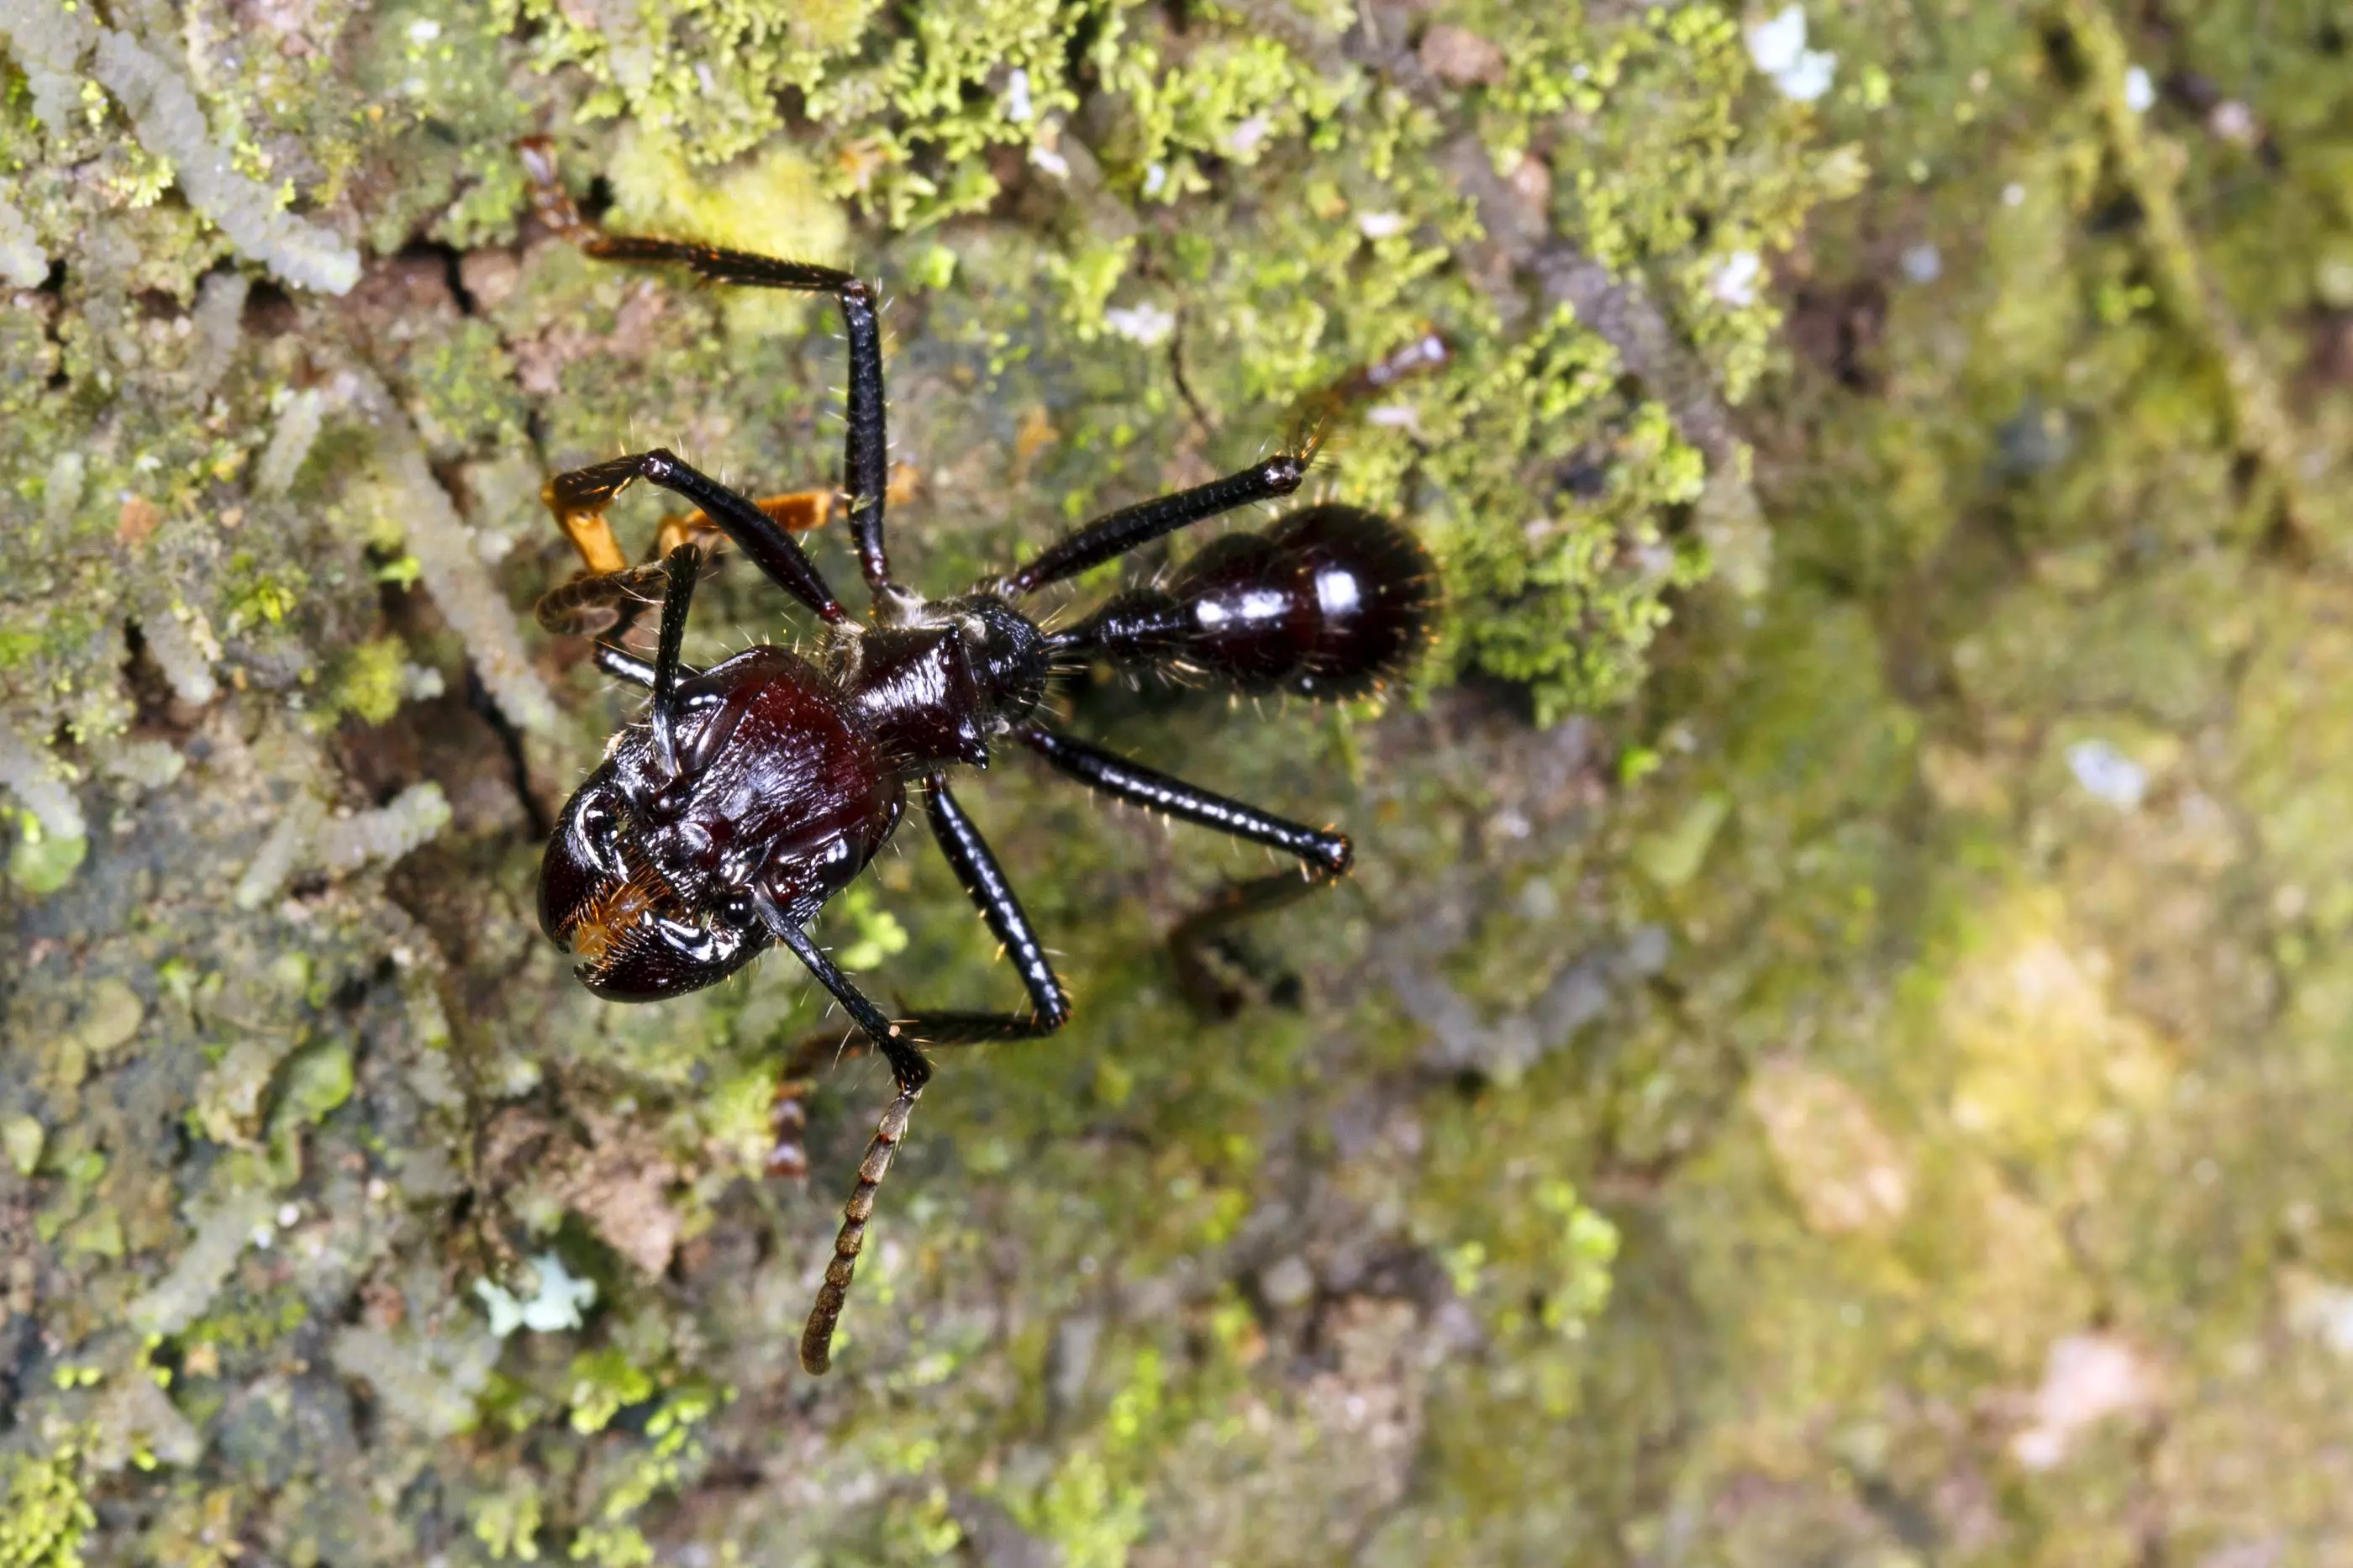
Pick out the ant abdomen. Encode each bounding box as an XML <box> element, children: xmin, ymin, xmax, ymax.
<box><xmin>1063</xmin><ymin>503</ymin><xmax>1436</xmax><ymax>700</ymax></box>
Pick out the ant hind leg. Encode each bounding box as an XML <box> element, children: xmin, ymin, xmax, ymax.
<box><xmin>1012</xmin><ymin>724</ymin><xmax>1351</xmax><ymax>1016</ymax></box>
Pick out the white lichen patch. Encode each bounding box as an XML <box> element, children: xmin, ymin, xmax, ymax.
<box><xmin>476</xmin><ymin>1252</ymin><xmax>598</xmax><ymax>1337</ymax></box>
<box><xmin>2011</xmin><ymin>1334</ymin><xmax>2162</xmax><ymax>1470</ymax></box>
<box><xmin>1745</xmin><ymin>6</ymin><xmax>1837</xmax><ymax>103</ymax></box>
<box><xmin>0</xmin><ymin>724</ymin><xmax>87</xmax><ymax>841</ymax></box>
<box><xmin>1103</xmin><ymin>301</ymin><xmax>1176</xmax><ymax>346</ymax></box>
<box><xmin>359</xmin><ymin>382</ymin><xmax>556</xmax><ymax>734</ymax></box>
<box><xmin>231</xmin><ymin>793</ymin><xmax>327</xmax><ymax>911</ymax></box>
<box><xmin>138</xmin><ymin>608</ymin><xmax>220</xmax><ymax>707</ymax></box>
<box><xmin>1708</xmin><ymin>250</ymin><xmax>1765</xmax><ymax>308</ymax></box>
<box><xmin>128</xmin><ymin>1190</ymin><xmax>277</xmax><ymax>1336</ymax></box>
<box><xmin>1747</xmin><ymin>1059</ymin><xmax>1911</xmax><ymax>1235</ymax></box>
<box><xmin>255</xmin><ymin>387</ymin><xmax>327</xmax><ymax>497</ymax></box>
<box><xmin>317</xmin><ymin>784</ymin><xmax>452</xmax><ymax>874</ymax></box>
<box><xmin>2066</xmin><ymin>737</ymin><xmax>2149</xmax><ymax>809</ymax></box>
<box><xmin>233</xmin><ymin>784</ymin><xmax>450</xmax><ymax>909</ymax></box>
<box><xmin>187</xmin><ymin>269</ymin><xmax>250</xmax><ymax>395</ymax></box>
<box><xmin>0</xmin><ymin>192</ymin><xmax>47</xmax><ymax>288</ymax></box>
<box><xmin>329</xmin><ymin>1324</ymin><xmax>502</xmax><ymax>1436</ymax></box>
<box><xmin>89</xmin><ymin>30</ymin><xmax>359</xmax><ymax>292</ymax></box>
<box><xmin>1940</xmin><ymin>890</ymin><xmax>2175</xmax><ymax>1161</ymax></box>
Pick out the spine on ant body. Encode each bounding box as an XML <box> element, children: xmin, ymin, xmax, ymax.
<box><xmin>1056</xmin><ymin>503</ymin><xmax>1436</xmax><ymax>701</ymax></box>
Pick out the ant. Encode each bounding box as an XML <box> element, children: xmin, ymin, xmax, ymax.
<box><xmin>519</xmin><ymin>141</ymin><xmax>1439</xmax><ymax>1374</ymax></box>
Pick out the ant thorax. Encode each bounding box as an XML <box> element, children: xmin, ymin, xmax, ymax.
<box><xmin>822</xmin><ymin>591</ymin><xmax>1053</xmax><ymax>775</ymax></box>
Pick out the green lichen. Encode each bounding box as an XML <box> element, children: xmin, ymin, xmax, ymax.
<box><xmin>323</xmin><ymin>635</ymin><xmax>410</xmax><ymax>727</ymax></box>
<box><xmin>0</xmin><ymin>1443</ymin><xmax>95</xmax><ymax>1568</ymax></box>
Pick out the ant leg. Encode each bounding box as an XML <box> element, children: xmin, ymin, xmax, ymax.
<box><xmin>534</xmin><ymin>552</ymin><xmax>706</xmax><ymax>693</ymax></box>
<box><xmin>757</xmin><ymin>783</ymin><xmax>1070</xmax><ymax>1374</ymax></box>
<box><xmin>549</xmin><ymin>450</ymin><xmax>847</xmax><ymax>624</ymax></box>
<box><xmin>761</xmin><ymin>913</ymin><xmax>928</xmax><ymax>1377</ymax></box>
<box><xmin>520</xmin><ymin>142</ymin><xmax>894</xmax><ymax>598</ymax></box>
<box><xmin>580</xmin><ymin>236</ymin><xmax>896</xmax><ymax>603</ymax></box>
<box><xmin>540</xmin><ymin>491</ymin><xmax>834</xmax><ymax>678</ymax></box>
<box><xmin>1012</xmin><ymin>725</ymin><xmax>1352</xmax><ymax>1013</ymax></box>
<box><xmin>647</xmin><ymin>545</ymin><xmax>701</xmax><ymax>776</ymax></box>
<box><xmin>1002</xmin><ymin>329</ymin><xmax>1453</xmax><ymax>600</ymax></box>
<box><xmin>594</xmin><ymin>647</ymin><xmax>658</xmax><ymax>688</ymax></box>
<box><xmin>533</xmin><ymin>565</ymin><xmax>671</xmax><ymax>688</ymax></box>
<box><xmin>656</xmin><ymin>489</ymin><xmax>836</xmax><ymax>559</ymax></box>
<box><xmin>542</xmin><ymin>473</ymin><xmax>632</xmax><ymax>579</ymax></box>
<box><xmin>909</xmin><ymin>776</ymin><xmax>1072</xmax><ymax>1039</ymax></box>
<box><xmin>1011</xmin><ymin>726</ymin><xmax>1352</xmax><ymax>875</ymax></box>
<box><xmin>1003</xmin><ymin>442</ymin><xmax>1317</xmax><ymax>597</ymax></box>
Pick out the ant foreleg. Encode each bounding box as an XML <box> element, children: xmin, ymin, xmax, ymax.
<box><xmin>534</xmin><ymin>561</ymin><xmax>686</xmax><ymax>690</ymax></box>
<box><xmin>648</xmin><ymin>545</ymin><xmax>701</xmax><ymax>776</ymax></box>
<box><xmin>764</xmin><ymin>915</ymin><xmax>929</xmax><ymax>1378</ymax></box>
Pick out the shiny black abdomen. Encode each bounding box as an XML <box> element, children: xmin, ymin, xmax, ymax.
<box><xmin>1073</xmin><ymin>503</ymin><xmax>1436</xmax><ymax>699</ymax></box>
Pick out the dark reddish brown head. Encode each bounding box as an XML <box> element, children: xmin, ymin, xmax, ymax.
<box><xmin>540</xmin><ymin>646</ymin><xmax>903</xmax><ymax>1000</ymax></box>
<box><xmin>1062</xmin><ymin>503</ymin><xmax>1437</xmax><ymax>699</ymax></box>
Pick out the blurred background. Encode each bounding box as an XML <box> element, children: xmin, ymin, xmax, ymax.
<box><xmin>4</xmin><ymin>0</ymin><xmax>2353</xmax><ymax>1561</ymax></box>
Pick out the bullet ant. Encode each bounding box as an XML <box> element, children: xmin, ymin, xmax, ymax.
<box><xmin>519</xmin><ymin>140</ymin><xmax>1440</xmax><ymax>1373</ymax></box>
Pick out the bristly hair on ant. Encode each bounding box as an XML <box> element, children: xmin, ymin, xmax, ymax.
<box><xmin>516</xmin><ymin>138</ymin><xmax>1445</xmax><ymax>1376</ymax></box>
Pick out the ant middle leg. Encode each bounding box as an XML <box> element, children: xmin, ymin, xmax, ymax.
<box><xmin>1000</xmin><ymin>328</ymin><xmax>1454</xmax><ymax>600</ymax></box>
<box><xmin>582</xmin><ymin>237</ymin><xmax>895</xmax><ymax>604</ymax></box>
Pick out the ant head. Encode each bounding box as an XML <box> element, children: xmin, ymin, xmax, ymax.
<box><xmin>539</xmin><ymin>768</ymin><xmax>766</xmax><ymax>1001</ymax></box>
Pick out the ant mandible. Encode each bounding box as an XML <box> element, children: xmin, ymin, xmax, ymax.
<box><xmin>519</xmin><ymin>141</ymin><xmax>1437</xmax><ymax>1374</ymax></box>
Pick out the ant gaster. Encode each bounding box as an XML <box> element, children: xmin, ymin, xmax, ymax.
<box><xmin>519</xmin><ymin>140</ymin><xmax>1438</xmax><ymax>1375</ymax></box>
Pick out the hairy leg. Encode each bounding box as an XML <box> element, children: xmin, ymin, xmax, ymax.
<box><xmin>760</xmin><ymin>784</ymin><xmax>1070</xmax><ymax>1375</ymax></box>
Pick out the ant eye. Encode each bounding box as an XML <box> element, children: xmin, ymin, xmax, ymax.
<box><xmin>718</xmin><ymin>890</ymin><xmax>754</xmax><ymax>926</ymax></box>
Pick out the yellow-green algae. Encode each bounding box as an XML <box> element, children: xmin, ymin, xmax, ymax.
<box><xmin>5</xmin><ymin>0</ymin><xmax>2353</xmax><ymax>1563</ymax></box>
